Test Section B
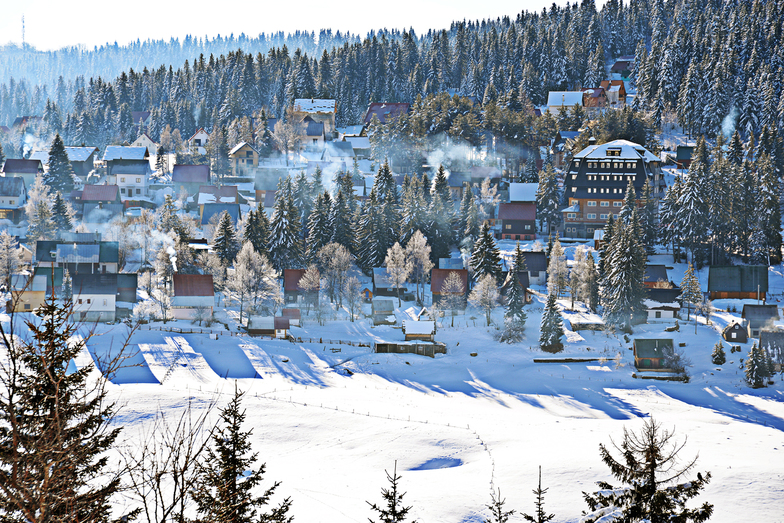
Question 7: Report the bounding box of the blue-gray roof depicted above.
[708,265,768,293]
[103,146,148,161]
[202,203,240,225]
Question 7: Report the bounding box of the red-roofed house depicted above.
[364,103,410,125]
[498,202,536,240]
[283,268,317,305]
[430,269,468,308]
[79,185,121,204]
[247,316,290,338]
[600,80,627,108]
[196,185,240,214]
[581,87,607,109]
[172,164,211,198]
[172,274,215,319]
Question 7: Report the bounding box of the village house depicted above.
[723,322,748,344]
[633,338,674,371]
[283,268,311,304]
[115,163,152,201]
[36,240,120,275]
[172,164,211,199]
[1,158,42,188]
[8,274,46,313]
[247,316,289,338]
[561,139,665,239]
[293,99,337,136]
[741,304,779,338]
[372,299,396,325]
[581,87,607,109]
[322,141,354,163]
[281,308,301,327]
[196,185,240,214]
[610,56,635,80]
[102,146,150,185]
[644,265,670,288]
[600,80,627,108]
[645,298,680,323]
[72,273,118,322]
[229,142,259,176]
[516,251,548,286]
[344,136,370,159]
[301,116,326,151]
[402,320,436,342]
[131,134,158,155]
[497,202,536,241]
[373,267,408,298]
[187,128,210,155]
[0,177,27,223]
[547,91,583,113]
[171,274,214,320]
[674,144,696,170]
[430,268,468,307]
[708,265,768,301]
[201,203,241,227]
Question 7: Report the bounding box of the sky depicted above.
[1,0,586,51]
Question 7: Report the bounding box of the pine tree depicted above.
[745,343,770,389]
[367,462,414,523]
[539,292,564,353]
[268,177,304,271]
[25,175,56,244]
[356,188,386,272]
[485,489,515,523]
[601,210,647,331]
[536,165,561,234]
[500,271,527,343]
[243,205,270,257]
[581,418,713,523]
[639,180,657,255]
[306,191,331,263]
[211,210,239,265]
[470,221,502,282]
[676,138,709,266]
[192,387,292,523]
[427,191,453,263]
[711,342,726,366]
[0,292,127,522]
[44,133,75,195]
[329,188,354,251]
[679,263,702,324]
[51,192,73,234]
[522,466,555,523]
[546,236,568,298]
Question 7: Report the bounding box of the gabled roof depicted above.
[741,304,779,321]
[547,91,583,107]
[324,141,354,158]
[56,243,99,263]
[173,274,214,297]
[403,320,435,335]
[519,251,547,272]
[633,338,673,359]
[2,159,41,174]
[430,268,468,294]
[572,139,659,163]
[345,136,370,149]
[189,128,209,140]
[103,146,149,161]
[228,142,257,156]
[0,177,25,197]
[197,185,238,205]
[172,164,210,183]
[364,102,410,125]
[498,202,535,221]
[283,269,308,291]
[281,308,302,320]
[581,87,606,98]
[294,99,336,113]
[201,203,240,225]
[644,265,668,284]
[646,287,681,303]
[338,125,365,137]
[81,184,119,201]
[72,273,118,295]
[708,265,768,293]
[131,111,151,124]
[303,121,324,137]
[64,146,98,162]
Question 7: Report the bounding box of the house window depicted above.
[530,271,539,277]
[121,188,126,194]
[567,213,576,219]
[600,201,609,207]
[24,303,30,310]
[8,200,13,205]
[136,178,141,183]
[571,175,577,179]
[571,187,576,192]
[525,225,531,230]
[655,311,661,318]
[78,299,83,304]
[120,177,125,182]
[731,332,736,339]
[246,151,252,157]
[600,214,608,219]
[505,224,512,230]
[587,201,596,206]
[136,188,141,195]
[613,201,622,207]
[587,213,596,219]
[87,299,91,304]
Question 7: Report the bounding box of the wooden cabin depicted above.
[633,338,674,371]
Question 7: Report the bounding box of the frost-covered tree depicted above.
[600,212,646,331]
[342,275,363,322]
[711,342,726,366]
[679,263,702,324]
[25,175,56,245]
[581,418,713,523]
[51,192,73,235]
[547,236,568,298]
[405,230,434,304]
[268,177,304,271]
[440,270,466,327]
[192,388,292,523]
[297,264,321,318]
[385,242,412,307]
[536,165,561,234]
[500,271,527,343]
[317,242,353,307]
[469,273,500,326]
[0,231,23,290]
[676,138,709,266]
[539,292,564,353]
[231,242,282,322]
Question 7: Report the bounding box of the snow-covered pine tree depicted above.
[211,210,239,266]
[745,343,769,389]
[658,176,680,262]
[539,292,564,353]
[501,271,527,343]
[305,191,331,263]
[0,231,23,290]
[51,192,73,235]
[711,342,726,366]
[639,180,656,255]
[400,175,427,246]
[754,153,781,264]
[547,236,568,299]
[536,165,561,235]
[581,418,713,523]
[329,188,354,252]
[356,188,387,272]
[470,221,502,282]
[367,462,414,523]
[44,133,75,195]
[243,205,270,257]
[600,209,647,331]
[597,215,614,278]
[677,138,709,266]
[679,263,701,324]
[268,177,304,271]
[427,191,453,263]
[192,387,292,523]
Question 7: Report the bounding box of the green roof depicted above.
[633,338,673,359]
[99,241,120,263]
[708,265,768,293]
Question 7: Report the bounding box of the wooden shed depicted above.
[633,338,674,371]
[402,320,436,342]
[722,322,748,344]
[247,316,289,339]
[374,341,447,358]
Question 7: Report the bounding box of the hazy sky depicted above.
[1,0,581,51]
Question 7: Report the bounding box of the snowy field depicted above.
[6,241,784,522]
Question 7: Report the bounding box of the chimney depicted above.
[588,137,597,145]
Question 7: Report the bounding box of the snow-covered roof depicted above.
[508,182,538,203]
[294,99,336,113]
[338,125,365,137]
[345,136,370,149]
[64,146,98,162]
[572,139,659,163]
[103,146,148,161]
[229,142,256,156]
[403,320,435,335]
[644,299,680,309]
[324,141,354,158]
[547,91,583,108]
[562,203,580,213]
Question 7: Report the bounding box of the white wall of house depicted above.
[647,308,678,323]
[73,293,116,322]
[117,173,148,200]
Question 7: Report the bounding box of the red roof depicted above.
[172,164,210,183]
[580,87,606,98]
[283,269,307,291]
[173,274,214,296]
[2,158,41,174]
[274,317,290,330]
[81,184,119,202]
[430,269,468,294]
[498,202,536,221]
[281,308,301,320]
[364,103,410,125]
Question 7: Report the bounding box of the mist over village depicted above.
[0,0,783,521]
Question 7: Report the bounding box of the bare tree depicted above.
[273,107,305,165]
[469,273,500,326]
[120,399,217,523]
[297,264,321,317]
[385,242,412,307]
[440,270,466,327]
[0,231,23,290]
[343,275,363,322]
[230,242,282,323]
[405,230,434,304]
[317,243,353,307]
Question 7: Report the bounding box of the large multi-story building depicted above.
[561,139,664,239]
